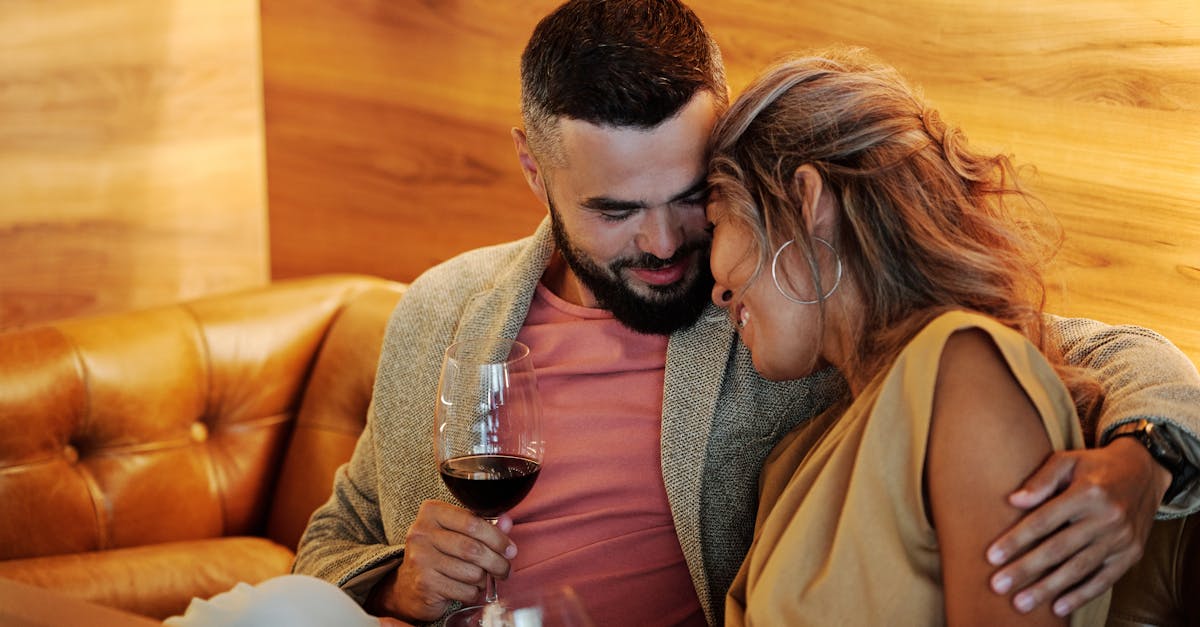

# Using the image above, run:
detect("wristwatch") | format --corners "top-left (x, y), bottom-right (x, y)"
top-left (1107, 419), bottom-right (1198, 504)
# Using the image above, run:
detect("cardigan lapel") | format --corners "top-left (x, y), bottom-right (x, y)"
top-left (455, 218), bottom-right (556, 343)
top-left (662, 304), bottom-right (737, 625)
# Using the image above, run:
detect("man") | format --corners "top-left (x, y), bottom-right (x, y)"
top-left (294, 1), bottom-right (1200, 624)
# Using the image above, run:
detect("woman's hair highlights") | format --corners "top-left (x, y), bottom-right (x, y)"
top-left (708, 47), bottom-right (1101, 430)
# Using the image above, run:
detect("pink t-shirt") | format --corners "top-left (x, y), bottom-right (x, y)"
top-left (501, 283), bottom-right (706, 626)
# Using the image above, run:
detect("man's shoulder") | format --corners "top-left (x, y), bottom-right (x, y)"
top-left (375, 232), bottom-right (543, 369)
top-left (409, 235), bottom-right (537, 296)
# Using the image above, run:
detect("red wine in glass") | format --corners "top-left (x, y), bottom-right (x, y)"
top-left (439, 454), bottom-right (541, 519)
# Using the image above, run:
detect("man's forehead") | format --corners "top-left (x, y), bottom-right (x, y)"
top-left (552, 97), bottom-right (716, 208)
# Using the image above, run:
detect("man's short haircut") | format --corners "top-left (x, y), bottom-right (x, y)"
top-left (519, 0), bottom-right (728, 166)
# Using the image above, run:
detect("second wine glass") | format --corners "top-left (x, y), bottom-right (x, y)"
top-left (435, 337), bottom-right (544, 627)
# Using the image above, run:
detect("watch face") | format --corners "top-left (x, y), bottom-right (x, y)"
top-left (1145, 424), bottom-right (1184, 465)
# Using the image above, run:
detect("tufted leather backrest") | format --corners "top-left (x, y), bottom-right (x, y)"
top-left (0, 275), bottom-right (404, 560)
top-left (266, 286), bottom-right (407, 549)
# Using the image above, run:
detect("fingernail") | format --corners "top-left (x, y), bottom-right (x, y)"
top-left (987, 546), bottom-right (1005, 565)
top-left (505, 544), bottom-right (517, 559)
top-left (1015, 593), bottom-right (1034, 613)
top-left (991, 573), bottom-right (1011, 594)
top-left (1053, 600), bottom-right (1071, 617)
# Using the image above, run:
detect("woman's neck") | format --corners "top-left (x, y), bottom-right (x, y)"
top-left (818, 284), bottom-right (867, 397)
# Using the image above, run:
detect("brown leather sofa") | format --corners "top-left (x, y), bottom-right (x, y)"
top-left (0, 274), bottom-right (405, 619)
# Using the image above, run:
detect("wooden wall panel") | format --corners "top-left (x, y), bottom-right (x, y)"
top-left (0, 1), bottom-right (268, 329)
top-left (261, 0), bottom-right (1199, 365)
top-left (262, 1), bottom-right (552, 281)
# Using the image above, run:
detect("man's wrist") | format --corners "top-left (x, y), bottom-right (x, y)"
top-left (1106, 419), bottom-right (1198, 504)
top-left (364, 566), bottom-right (406, 621)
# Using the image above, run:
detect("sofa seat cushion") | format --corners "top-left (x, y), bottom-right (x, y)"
top-left (0, 536), bottom-right (294, 619)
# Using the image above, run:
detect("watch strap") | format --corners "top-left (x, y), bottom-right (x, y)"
top-left (1108, 419), bottom-right (1197, 504)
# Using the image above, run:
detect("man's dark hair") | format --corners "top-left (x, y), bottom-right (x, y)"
top-left (520, 0), bottom-right (727, 164)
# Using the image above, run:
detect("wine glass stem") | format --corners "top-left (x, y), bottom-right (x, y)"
top-left (485, 572), bottom-right (498, 605)
top-left (485, 517), bottom-right (499, 604)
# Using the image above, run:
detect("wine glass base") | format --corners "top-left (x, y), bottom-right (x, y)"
top-left (444, 603), bottom-right (502, 627)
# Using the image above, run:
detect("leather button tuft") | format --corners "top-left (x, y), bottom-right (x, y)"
top-left (190, 422), bottom-right (208, 443)
top-left (63, 444), bottom-right (79, 464)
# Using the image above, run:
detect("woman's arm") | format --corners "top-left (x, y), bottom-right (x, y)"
top-left (927, 328), bottom-right (1067, 626)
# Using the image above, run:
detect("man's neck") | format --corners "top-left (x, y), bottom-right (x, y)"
top-left (542, 252), bottom-right (602, 308)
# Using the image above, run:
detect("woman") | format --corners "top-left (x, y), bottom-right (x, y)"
top-left (707, 48), bottom-right (1109, 626)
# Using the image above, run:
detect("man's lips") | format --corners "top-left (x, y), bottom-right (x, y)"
top-left (627, 254), bottom-right (692, 286)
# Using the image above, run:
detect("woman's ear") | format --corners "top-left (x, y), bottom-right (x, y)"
top-left (512, 128), bottom-right (550, 206)
top-left (793, 164), bottom-right (834, 236)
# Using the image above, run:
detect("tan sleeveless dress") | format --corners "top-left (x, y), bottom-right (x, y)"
top-left (725, 311), bottom-right (1110, 626)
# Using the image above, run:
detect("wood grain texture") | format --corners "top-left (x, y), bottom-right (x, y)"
top-left (0, 0), bottom-right (268, 329)
top-left (262, 0), bottom-right (549, 281)
top-left (261, 0), bottom-right (1199, 365)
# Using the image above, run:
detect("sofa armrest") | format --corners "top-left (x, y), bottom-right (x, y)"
top-left (0, 536), bottom-right (294, 620)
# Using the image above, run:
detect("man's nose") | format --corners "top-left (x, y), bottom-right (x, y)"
top-left (637, 207), bottom-right (684, 260)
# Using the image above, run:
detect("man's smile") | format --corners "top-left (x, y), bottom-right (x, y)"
top-left (628, 256), bottom-right (690, 286)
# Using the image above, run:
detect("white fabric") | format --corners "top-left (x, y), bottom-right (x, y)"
top-left (164, 575), bottom-right (379, 627)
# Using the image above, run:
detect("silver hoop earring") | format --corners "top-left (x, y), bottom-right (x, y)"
top-left (771, 237), bottom-right (842, 305)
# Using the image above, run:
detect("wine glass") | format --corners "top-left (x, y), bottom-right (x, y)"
top-left (436, 337), bottom-right (544, 627)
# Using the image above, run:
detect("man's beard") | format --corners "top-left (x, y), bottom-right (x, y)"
top-left (548, 200), bottom-right (714, 336)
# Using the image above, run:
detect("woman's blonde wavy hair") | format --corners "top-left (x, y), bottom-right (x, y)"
top-left (708, 47), bottom-right (1101, 429)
